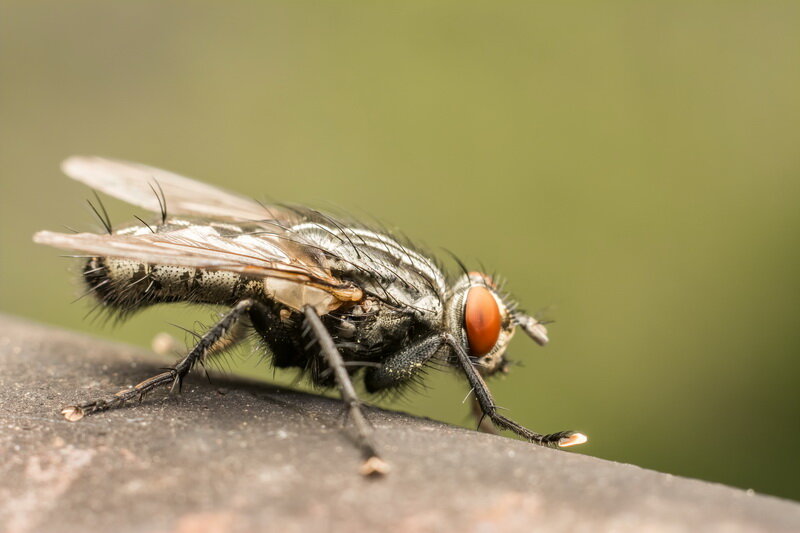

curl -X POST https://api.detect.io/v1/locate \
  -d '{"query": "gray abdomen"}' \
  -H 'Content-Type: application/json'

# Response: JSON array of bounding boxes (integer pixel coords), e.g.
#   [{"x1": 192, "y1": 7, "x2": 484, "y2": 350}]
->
[{"x1": 84, "y1": 256, "x2": 263, "y2": 311}]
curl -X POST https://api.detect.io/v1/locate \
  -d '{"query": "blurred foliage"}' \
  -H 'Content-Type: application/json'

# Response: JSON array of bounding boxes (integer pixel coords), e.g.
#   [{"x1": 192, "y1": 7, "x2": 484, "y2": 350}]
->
[{"x1": 2, "y1": 1, "x2": 799, "y2": 500}]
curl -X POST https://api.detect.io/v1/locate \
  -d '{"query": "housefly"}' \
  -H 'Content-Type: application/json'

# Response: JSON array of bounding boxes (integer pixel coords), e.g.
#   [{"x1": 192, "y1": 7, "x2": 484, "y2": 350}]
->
[{"x1": 34, "y1": 156, "x2": 587, "y2": 475}]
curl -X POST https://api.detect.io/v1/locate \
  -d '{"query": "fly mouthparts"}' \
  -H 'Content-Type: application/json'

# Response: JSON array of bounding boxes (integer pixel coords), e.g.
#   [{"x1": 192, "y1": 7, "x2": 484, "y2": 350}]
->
[{"x1": 516, "y1": 315, "x2": 549, "y2": 346}]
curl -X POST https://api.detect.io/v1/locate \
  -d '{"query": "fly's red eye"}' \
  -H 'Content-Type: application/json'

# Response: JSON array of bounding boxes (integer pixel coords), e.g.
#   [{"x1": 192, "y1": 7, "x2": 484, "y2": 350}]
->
[{"x1": 464, "y1": 286, "x2": 502, "y2": 356}]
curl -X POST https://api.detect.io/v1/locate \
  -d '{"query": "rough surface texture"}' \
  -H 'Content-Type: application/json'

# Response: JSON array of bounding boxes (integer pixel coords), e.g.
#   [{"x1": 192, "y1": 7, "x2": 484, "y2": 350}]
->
[{"x1": 1, "y1": 314, "x2": 798, "y2": 533}]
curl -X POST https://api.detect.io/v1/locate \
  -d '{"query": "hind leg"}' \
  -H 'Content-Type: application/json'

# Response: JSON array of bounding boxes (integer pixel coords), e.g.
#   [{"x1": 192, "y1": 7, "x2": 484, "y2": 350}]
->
[{"x1": 62, "y1": 299, "x2": 265, "y2": 420}]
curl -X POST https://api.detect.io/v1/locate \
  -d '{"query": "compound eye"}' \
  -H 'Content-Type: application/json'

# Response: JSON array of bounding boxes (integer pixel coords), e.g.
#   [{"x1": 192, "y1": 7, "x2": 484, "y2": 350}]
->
[{"x1": 464, "y1": 286, "x2": 502, "y2": 356}]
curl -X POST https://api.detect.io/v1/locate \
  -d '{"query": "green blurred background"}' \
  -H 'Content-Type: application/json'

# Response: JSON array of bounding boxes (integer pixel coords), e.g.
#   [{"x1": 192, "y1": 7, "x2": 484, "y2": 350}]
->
[{"x1": 2, "y1": 2, "x2": 799, "y2": 500}]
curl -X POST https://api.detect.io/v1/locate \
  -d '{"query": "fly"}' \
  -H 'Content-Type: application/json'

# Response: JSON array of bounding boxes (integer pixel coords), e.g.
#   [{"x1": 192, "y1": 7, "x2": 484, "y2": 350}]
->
[{"x1": 33, "y1": 156, "x2": 587, "y2": 476}]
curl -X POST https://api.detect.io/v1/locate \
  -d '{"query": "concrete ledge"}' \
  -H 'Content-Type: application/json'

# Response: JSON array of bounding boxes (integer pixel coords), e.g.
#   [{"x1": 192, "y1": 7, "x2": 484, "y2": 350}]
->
[{"x1": 1, "y1": 314, "x2": 798, "y2": 533}]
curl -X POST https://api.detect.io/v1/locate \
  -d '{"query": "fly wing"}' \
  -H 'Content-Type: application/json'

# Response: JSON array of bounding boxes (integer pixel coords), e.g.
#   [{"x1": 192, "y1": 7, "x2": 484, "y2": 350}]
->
[
  {"x1": 34, "y1": 226, "x2": 363, "y2": 313},
  {"x1": 61, "y1": 156, "x2": 295, "y2": 222}
]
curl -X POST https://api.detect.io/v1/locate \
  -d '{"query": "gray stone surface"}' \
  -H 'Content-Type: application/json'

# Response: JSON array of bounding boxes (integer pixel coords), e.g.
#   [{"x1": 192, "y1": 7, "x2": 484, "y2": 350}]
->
[{"x1": 1, "y1": 314, "x2": 798, "y2": 533}]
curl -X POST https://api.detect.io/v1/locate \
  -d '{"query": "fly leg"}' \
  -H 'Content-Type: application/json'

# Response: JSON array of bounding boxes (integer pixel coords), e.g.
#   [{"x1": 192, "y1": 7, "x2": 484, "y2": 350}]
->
[
  {"x1": 302, "y1": 305, "x2": 390, "y2": 476},
  {"x1": 444, "y1": 334, "x2": 587, "y2": 448},
  {"x1": 151, "y1": 320, "x2": 251, "y2": 373},
  {"x1": 361, "y1": 336, "x2": 504, "y2": 436},
  {"x1": 62, "y1": 299, "x2": 265, "y2": 421},
  {"x1": 470, "y1": 396, "x2": 499, "y2": 435},
  {"x1": 363, "y1": 335, "x2": 445, "y2": 393}
]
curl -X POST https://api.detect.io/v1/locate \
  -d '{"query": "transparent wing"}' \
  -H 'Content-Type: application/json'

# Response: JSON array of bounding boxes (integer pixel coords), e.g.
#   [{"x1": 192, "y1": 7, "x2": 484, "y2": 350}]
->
[
  {"x1": 34, "y1": 226, "x2": 363, "y2": 311},
  {"x1": 61, "y1": 156, "x2": 294, "y2": 222}
]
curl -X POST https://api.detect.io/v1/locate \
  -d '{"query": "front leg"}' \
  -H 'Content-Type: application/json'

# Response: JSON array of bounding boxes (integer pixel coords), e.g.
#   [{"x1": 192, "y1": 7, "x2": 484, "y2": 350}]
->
[
  {"x1": 471, "y1": 396, "x2": 499, "y2": 434},
  {"x1": 444, "y1": 334, "x2": 587, "y2": 448},
  {"x1": 363, "y1": 335, "x2": 445, "y2": 393}
]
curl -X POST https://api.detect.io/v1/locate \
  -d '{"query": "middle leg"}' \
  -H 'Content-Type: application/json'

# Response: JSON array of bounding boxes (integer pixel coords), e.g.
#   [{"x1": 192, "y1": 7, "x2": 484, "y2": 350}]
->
[{"x1": 302, "y1": 305, "x2": 393, "y2": 476}]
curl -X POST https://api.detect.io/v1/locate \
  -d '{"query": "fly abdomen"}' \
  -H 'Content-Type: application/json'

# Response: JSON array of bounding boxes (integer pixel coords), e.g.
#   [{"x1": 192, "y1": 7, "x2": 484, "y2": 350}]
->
[{"x1": 83, "y1": 257, "x2": 262, "y2": 312}]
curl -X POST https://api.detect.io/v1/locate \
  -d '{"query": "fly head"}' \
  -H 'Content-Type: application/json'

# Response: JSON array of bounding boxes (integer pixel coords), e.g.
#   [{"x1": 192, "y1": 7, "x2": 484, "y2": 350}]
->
[{"x1": 445, "y1": 272, "x2": 549, "y2": 377}]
